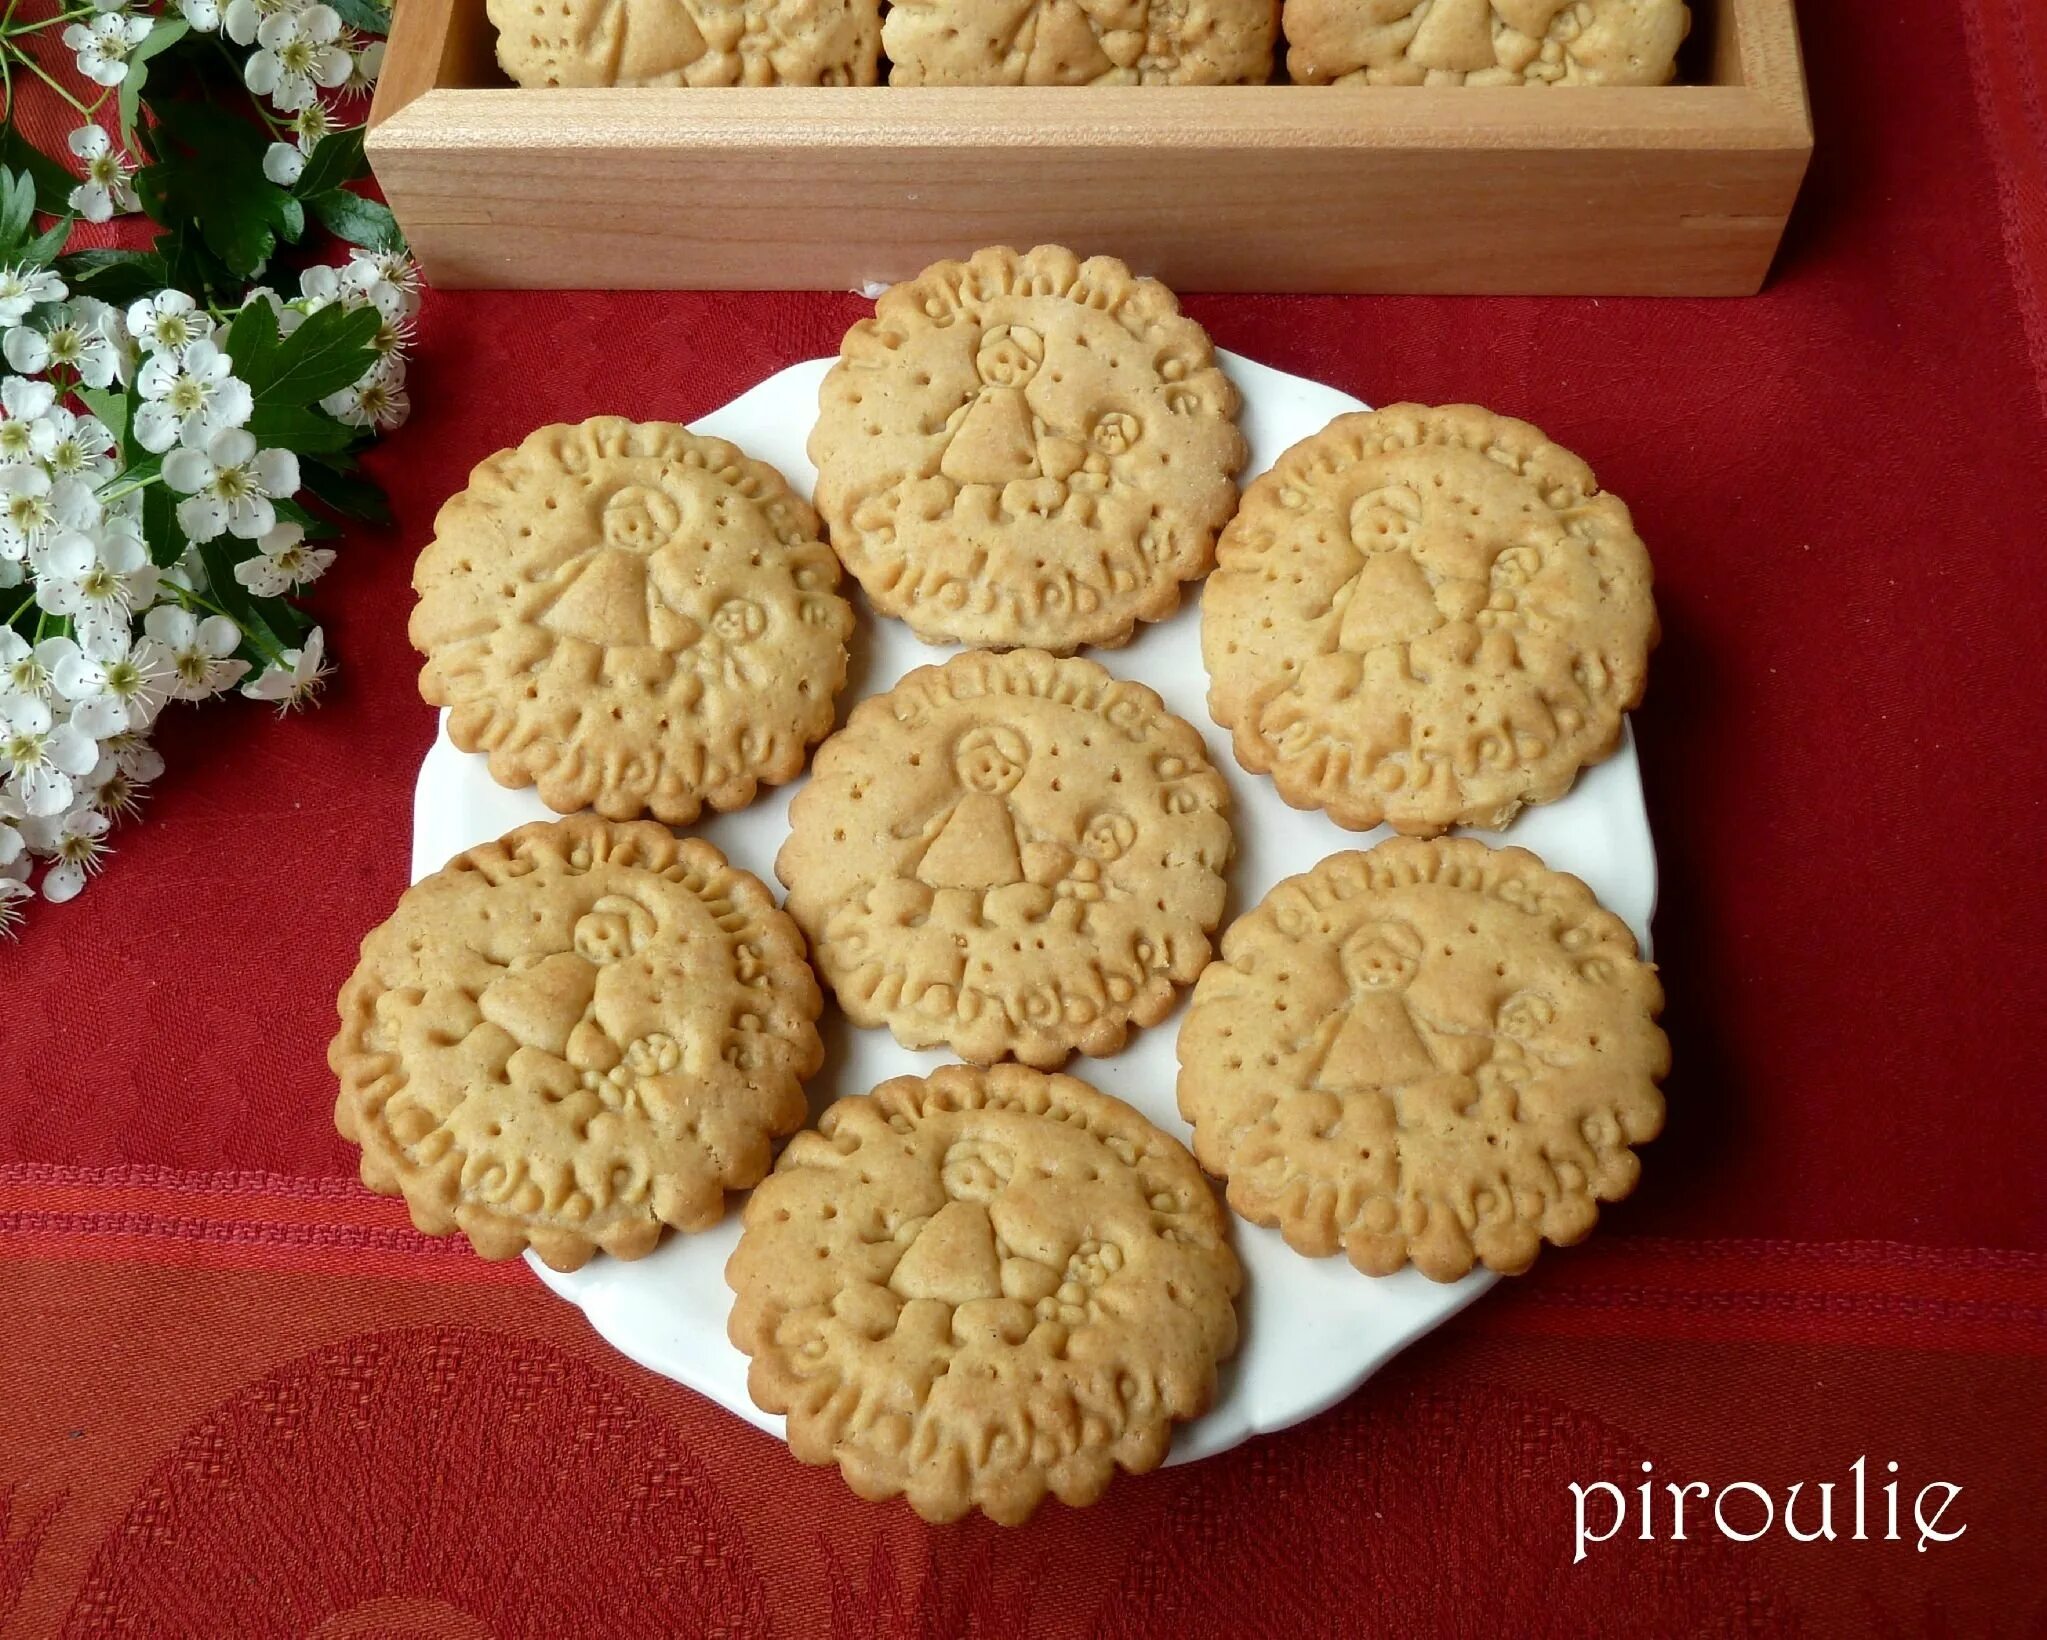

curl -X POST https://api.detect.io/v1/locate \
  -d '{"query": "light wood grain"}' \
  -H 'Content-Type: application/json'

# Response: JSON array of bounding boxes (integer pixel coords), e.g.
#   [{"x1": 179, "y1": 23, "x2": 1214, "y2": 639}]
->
[{"x1": 367, "y1": 0, "x2": 1812, "y2": 296}]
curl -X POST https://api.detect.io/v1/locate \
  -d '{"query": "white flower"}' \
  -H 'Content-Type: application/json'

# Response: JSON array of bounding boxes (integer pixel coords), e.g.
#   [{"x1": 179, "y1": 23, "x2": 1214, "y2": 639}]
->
[
  {"x1": 66, "y1": 125, "x2": 140, "y2": 224},
  {"x1": 144, "y1": 604, "x2": 248, "y2": 699},
  {"x1": 340, "y1": 34, "x2": 383, "y2": 96},
  {"x1": 0, "y1": 466, "x2": 98, "y2": 564},
  {"x1": 241, "y1": 626, "x2": 327, "y2": 710},
  {"x1": 179, "y1": 0, "x2": 222, "y2": 28},
  {"x1": 0, "y1": 630, "x2": 71, "y2": 702},
  {"x1": 52, "y1": 633, "x2": 171, "y2": 734},
  {"x1": 262, "y1": 141, "x2": 306, "y2": 186},
  {"x1": 289, "y1": 100, "x2": 332, "y2": 153},
  {"x1": 163, "y1": 427, "x2": 299, "y2": 542},
  {"x1": 0, "y1": 692, "x2": 98, "y2": 815},
  {"x1": 32, "y1": 524, "x2": 159, "y2": 659},
  {"x1": 0, "y1": 266, "x2": 65, "y2": 327},
  {"x1": 98, "y1": 727, "x2": 165, "y2": 783},
  {"x1": 0, "y1": 815, "x2": 20, "y2": 868},
  {"x1": 0, "y1": 376, "x2": 57, "y2": 464},
  {"x1": 322, "y1": 357, "x2": 408, "y2": 431},
  {"x1": 126, "y1": 291, "x2": 214, "y2": 356},
  {"x1": 135, "y1": 339, "x2": 253, "y2": 454},
  {"x1": 232, "y1": 520, "x2": 336, "y2": 597},
  {"x1": 0, "y1": 875, "x2": 28, "y2": 935},
  {"x1": 239, "y1": 286, "x2": 303, "y2": 339},
  {"x1": 39, "y1": 409, "x2": 118, "y2": 480},
  {"x1": 63, "y1": 12, "x2": 152, "y2": 87},
  {"x1": 20, "y1": 805, "x2": 110, "y2": 902},
  {"x1": 245, "y1": 4, "x2": 350, "y2": 111},
  {"x1": 223, "y1": 0, "x2": 298, "y2": 45},
  {"x1": 3, "y1": 299, "x2": 122, "y2": 388}
]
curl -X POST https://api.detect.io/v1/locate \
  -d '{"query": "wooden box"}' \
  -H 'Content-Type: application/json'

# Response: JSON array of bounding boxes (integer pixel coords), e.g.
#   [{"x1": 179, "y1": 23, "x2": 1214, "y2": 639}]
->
[{"x1": 366, "y1": 0, "x2": 1811, "y2": 295}]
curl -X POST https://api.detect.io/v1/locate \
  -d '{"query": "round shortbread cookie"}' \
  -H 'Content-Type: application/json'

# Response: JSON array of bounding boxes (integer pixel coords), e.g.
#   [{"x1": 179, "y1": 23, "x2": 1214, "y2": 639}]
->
[
  {"x1": 726, "y1": 1063, "x2": 1242, "y2": 1524},
  {"x1": 488, "y1": 0, "x2": 882, "y2": 86},
  {"x1": 776, "y1": 649, "x2": 1234, "y2": 1068},
  {"x1": 1285, "y1": 0, "x2": 1688, "y2": 86},
  {"x1": 330, "y1": 817, "x2": 823, "y2": 1271},
  {"x1": 1177, "y1": 836, "x2": 1667, "y2": 1282},
  {"x1": 1202, "y1": 403, "x2": 1657, "y2": 836},
  {"x1": 410, "y1": 418, "x2": 854, "y2": 825},
  {"x1": 885, "y1": 0, "x2": 1277, "y2": 85},
  {"x1": 808, "y1": 245, "x2": 1247, "y2": 652}
]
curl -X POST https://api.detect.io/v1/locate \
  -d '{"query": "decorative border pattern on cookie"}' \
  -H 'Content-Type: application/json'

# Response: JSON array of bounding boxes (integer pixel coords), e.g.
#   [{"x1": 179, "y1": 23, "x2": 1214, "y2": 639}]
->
[
  {"x1": 488, "y1": 0, "x2": 883, "y2": 87},
  {"x1": 726, "y1": 1063, "x2": 1242, "y2": 1523},
  {"x1": 330, "y1": 817, "x2": 823, "y2": 1271},
  {"x1": 1284, "y1": 0, "x2": 1689, "y2": 87},
  {"x1": 885, "y1": 0, "x2": 1278, "y2": 85},
  {"x1": 1177, "y1": 836, "x2": 1667, "y2": 1280}
]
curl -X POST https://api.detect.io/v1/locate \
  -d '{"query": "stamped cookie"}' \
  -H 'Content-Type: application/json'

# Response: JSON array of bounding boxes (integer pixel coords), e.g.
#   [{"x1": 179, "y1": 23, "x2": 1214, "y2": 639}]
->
[
  {"x1": 488, "y1": 0, "x2": 881, "y2": 85},
  {"x1": 411, "y1": 418, "x2": 854, "y2": 825},
  {"x1": 1202, "y1": 403, "x2": 1656, "y2": 835},
  {"x1": 726, "y1": 1063, "x2": 1241, "y2": 1523},
  {"x1": 1285, "y1": 0, "x2": 1688, "y2": 86},
  {"x1": 777, "y1": 649, "x2": 1233, "y2": 1067},
  {"x1": 1177, "y1": 836, "x2": 1666, "y2": 1281},
  {"x1": 330, "y1": 817, "x2": 823, "y2": 1271},
  {"x1": 885, "y1": 0, "x2": 1277, "y2": 84},
  {"x1": 809, "y1": 245, "x2": 1247, "y2": 652}
]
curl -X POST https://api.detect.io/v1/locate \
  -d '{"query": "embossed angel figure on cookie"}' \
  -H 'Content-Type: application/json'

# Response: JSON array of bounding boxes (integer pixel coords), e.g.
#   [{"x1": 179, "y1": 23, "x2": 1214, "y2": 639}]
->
[
  {"x1": 1177, "y1": 837, "x2": 1668, "y2": 1281},
  {"x1": 411, "y1": 418, "x2": 854, "y2": 824},
  {"x1": 810, "y1": 245, "x2": 1248, "y2": 652},
  {"x1": 1203, "y1": 403, "x2": 1657, "y2": 835},
  {"x1": 778, "y1": 651, "x2": 1233, "y2": 1067}
]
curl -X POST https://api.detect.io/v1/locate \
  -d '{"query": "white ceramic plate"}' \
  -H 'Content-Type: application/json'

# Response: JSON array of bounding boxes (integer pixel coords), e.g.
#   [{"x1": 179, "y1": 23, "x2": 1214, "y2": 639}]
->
[{"x1": 411, "y1": 350, "x2": 1658, "y2": 1465}]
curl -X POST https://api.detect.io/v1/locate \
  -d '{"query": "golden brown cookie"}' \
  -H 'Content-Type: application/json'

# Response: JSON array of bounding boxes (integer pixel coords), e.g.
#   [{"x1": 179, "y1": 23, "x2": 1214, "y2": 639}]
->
[
  {"x1": 488, "y1": 0, "x2": 882, "y2": 85},
  {"x1": 1177, "y1": 836, "x2": 1666, "y2": 1281},
  {"x1": 1285, "y1": 0, "x2": 1688, "y2": 86},
  {"x1": 776, "y1": 649, "x2": 1233, "y2": 1068},
  {"x1": 1202, "y1": 403, "x2": 1656, "y2": 836},
  {"x1": 330, "y1": 817, "x2": 823, "y2": 1271},
  {"x1": 726, "y1": 1063, "x2": 1241, "y2": 1524},
  {"x1": 885, "y1": 0, "x2": 1277, "y2": 84},
  {"x1": 411, "y1": 418, "x2": 854, "y2": 825},
  {"x1": 808, "y1": 245, "x2": 1247, "y2": 652}
]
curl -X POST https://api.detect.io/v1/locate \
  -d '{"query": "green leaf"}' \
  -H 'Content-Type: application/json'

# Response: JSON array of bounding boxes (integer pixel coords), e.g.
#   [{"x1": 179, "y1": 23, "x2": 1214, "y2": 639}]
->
[
  {"x1": 77, "y1": 383, "x2": 128, "y2": 446},
  {"x1": 17, "y1": 214, "x2": 73, "y2": 269},
  {"x1": 0, "y1": 131, "x2": 75, "y2": 217},
  {"x1": 118, "y1": 20, "x2": 190, "y2": 146},
  {"x1": 134, "y1": 101, "x2": 299, "y2": 279},
  {"x1": 300, "y1": 457, "x2": 391, "y2": 525},
  {"x1": 292, "y1": 129, "x2": 367, "y2": 202},
  {"x1": 326, "y1": 0, "x2": 393, "y2": 35},
  {"x1": 245, "y1": 401, "x2": 360, "y2": 454},
  {"x1": 0, "y1": 168, "x2": 35, "y2": 260},
  {"x1": 142, "y1": 480, "x2": 189, "y2": 569},
  {"x1": 240, "y1": 302, "x2": 381, "y2": 408},
  {"x1": 304, "y1": 188, "x2": 403, "y2": 252},
  {"x1": 57, "y1": 248, "x2": 167, "y2": 303},
  {"x1": 223, "y1": 297, "x2": 281, "y2": 386}
]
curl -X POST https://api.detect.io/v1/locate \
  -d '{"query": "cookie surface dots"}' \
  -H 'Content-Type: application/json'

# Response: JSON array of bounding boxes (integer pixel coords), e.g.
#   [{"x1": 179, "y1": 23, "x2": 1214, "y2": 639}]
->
[
  {"x1": 777, "y1": 648, "x2": 1234, "y2": 1068},
  {"x1": 726, "y1": 1063, "x2": 1242, "y2": 1524},
  {"x1": 1177, "y1": 835, "x2": 1667, "y2": 1282},
  {"x1": 410, "y1": 417, "x2": 854, "y2": 825},
  {"x1": 330, "y1": 817, "x2": 824, "y2": 1271},
  {"x1": 809, "y1": 245, "x2": 1248, "y2": 653},
  {"x1": 1285, "y1": 0, "x2": 1689, "y2": 87},
  {"x1": 1202, "y1": 402, "x2": 1657, "y2": 836}
]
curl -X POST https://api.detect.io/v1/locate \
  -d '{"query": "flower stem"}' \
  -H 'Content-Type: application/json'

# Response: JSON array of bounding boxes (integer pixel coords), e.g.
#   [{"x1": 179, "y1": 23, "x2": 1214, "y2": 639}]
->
[{"x1": 9, "y1": 46, "x2": 94, "y2": 116}]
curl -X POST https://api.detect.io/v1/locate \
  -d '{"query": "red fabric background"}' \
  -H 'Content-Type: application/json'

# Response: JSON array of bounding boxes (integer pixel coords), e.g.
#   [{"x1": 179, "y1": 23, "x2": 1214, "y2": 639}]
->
[{"x1": 3, "y1": 0, "x2": 2045, "y2": 1632}]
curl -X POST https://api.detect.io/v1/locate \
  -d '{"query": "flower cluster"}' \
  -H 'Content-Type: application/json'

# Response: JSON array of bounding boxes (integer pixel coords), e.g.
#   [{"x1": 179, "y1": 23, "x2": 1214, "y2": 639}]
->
[{"x1": 0, "y1": 252, "x2": 415, "y2": 933}]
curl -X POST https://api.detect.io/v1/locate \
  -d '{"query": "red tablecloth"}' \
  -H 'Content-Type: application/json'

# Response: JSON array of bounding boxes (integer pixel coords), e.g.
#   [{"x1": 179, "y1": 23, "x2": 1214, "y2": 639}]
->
[{"x1": 4, "y1": 1, "x2": 2045, "y2": 1632}]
